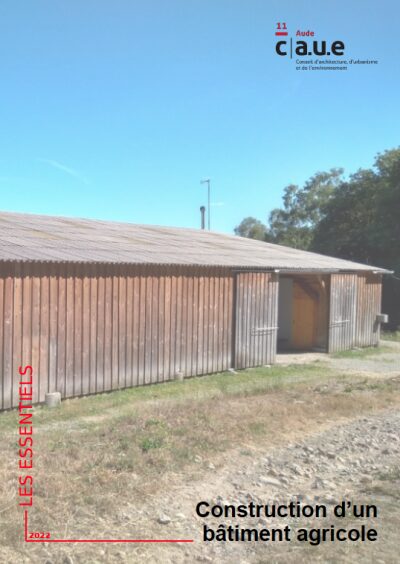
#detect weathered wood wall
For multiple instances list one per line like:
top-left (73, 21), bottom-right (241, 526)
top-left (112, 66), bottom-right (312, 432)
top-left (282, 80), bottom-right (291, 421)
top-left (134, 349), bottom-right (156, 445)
top-left (234, 272), bottom-right (279, 369)
top-left (0, 263), bottom-right (383, 410)
top-left (0, 262), bottom-right (233, 410)
top-left (328, 272), bottom-right (382, 353)
top-left (355, 273), bottom-right (382, 347)
top-left (328, 273), bottom-right (358, 353)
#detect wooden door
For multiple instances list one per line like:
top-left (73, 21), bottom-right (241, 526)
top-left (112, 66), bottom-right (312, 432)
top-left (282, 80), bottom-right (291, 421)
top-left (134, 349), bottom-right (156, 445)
top-left (292, 280), bottom-right (318, 349)
top-left (234, 272), bottom-right (279, 369)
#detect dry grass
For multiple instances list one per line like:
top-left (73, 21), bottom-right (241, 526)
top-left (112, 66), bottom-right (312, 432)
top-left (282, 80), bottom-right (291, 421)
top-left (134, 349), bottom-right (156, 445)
top-left (1, 364), bottom-right (399, 563)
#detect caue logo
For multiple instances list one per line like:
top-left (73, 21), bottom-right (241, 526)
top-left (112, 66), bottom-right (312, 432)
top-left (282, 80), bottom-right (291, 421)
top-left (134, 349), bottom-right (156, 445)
top-left (274, 22), bottom-right (345, 58)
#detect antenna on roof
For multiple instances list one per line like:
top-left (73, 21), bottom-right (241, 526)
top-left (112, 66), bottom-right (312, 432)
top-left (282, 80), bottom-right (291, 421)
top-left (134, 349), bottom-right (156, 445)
top-left (200, 206), bottom-right (206, 230)
top-left (200, 179), bottom-right (211, 230)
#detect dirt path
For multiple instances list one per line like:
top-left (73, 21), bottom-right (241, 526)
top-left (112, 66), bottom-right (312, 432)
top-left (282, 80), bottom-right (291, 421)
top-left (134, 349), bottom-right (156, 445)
top-left (124, 409), bottom-right (399, 564)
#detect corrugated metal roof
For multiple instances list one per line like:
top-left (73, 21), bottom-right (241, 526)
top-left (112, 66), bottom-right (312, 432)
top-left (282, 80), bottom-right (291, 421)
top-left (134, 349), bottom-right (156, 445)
top-left (0, 211), bottom-right (390, 272)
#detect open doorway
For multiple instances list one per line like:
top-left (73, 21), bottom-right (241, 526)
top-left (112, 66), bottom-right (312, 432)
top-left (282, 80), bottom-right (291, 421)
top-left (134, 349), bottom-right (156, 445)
top-left (278, 274), bottom-right (329, 352)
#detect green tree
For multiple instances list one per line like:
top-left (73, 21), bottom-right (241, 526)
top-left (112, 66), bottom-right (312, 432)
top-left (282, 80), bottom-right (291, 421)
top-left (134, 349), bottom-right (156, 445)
top-left (234, 216), bottom-right (268, 241)
top-left (268, 169), bottom-right (343, 249)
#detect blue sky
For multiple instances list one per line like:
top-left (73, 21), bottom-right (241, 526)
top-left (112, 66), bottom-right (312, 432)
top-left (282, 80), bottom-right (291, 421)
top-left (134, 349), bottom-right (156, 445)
top-left (0, 0), bottom-right (398, 233)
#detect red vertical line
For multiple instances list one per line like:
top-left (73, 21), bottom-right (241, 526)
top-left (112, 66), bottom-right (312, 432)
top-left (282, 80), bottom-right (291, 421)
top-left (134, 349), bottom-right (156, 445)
top-left (24, 510), bottom-right (28, 541)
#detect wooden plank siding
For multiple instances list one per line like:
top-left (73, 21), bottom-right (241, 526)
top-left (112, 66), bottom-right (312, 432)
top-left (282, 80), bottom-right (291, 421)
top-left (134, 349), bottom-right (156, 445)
top-left (0, 263), bottom-right (234, 410)
top-left (354, 273), bottom-right (382, 347)
top-left (328, 272), bottom-right (382, 353)
top-left (234, 272), bottom-right (279, 369)
top-left (328, 274), bottom-right (358, 353)
top-left (0, 262), bottom-right (384, 411)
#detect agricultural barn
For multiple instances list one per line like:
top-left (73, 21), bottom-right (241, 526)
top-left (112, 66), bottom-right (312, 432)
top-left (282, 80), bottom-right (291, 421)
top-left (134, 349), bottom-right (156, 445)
top-left (0, 211), bottom-right (389, 410)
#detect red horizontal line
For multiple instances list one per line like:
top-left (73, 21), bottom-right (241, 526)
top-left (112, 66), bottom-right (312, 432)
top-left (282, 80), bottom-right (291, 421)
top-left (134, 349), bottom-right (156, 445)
top-left (26, 539), bottom-right (194, 543)
top-left (275, 32), bottom-right (288, 36)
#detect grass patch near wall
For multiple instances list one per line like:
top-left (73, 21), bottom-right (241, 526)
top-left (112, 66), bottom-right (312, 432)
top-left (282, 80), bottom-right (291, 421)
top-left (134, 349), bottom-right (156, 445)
top-left (382, 330), bottom-right (400, 342)
top-left (331, 345), bottom-right (392, 359)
